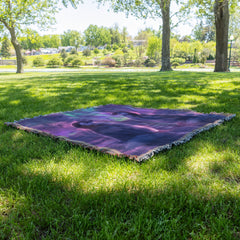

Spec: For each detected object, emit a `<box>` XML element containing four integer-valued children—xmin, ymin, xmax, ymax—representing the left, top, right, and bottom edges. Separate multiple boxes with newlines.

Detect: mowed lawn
<box><xmin>0</xmin><ymin>71</ymin><xmax>239</xmax><ymax>239</ymax></box>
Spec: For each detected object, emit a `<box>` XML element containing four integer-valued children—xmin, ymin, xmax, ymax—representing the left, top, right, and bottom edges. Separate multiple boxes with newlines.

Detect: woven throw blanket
<box><xmin>5</xmin><ymin>104</ymin><xmax>235</xmax><ymax>162</ymax></box>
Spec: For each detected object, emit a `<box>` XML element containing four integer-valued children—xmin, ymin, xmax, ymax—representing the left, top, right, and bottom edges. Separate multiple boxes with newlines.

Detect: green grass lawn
<box><xmin>0</xmin><ymin>71</ymin><xmax>239</xmax><ymax>239</ymax></box>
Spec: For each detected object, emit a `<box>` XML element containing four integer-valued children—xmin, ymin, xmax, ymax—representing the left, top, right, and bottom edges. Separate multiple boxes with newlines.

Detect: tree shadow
<box><xmin>1</xmin><ymin>154</ymin><xmax>240</xmax><ymax>239</ymax></box>
<box><xmin>0</xmin><ymin>71</ymin><xmax>240</xmax><ymax>239</ymax></box>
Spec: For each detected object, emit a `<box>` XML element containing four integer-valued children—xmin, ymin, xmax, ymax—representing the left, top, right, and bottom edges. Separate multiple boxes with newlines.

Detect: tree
<box><xmin>214</xmin><ymin>0</ymin><xmax>229</xmax><ymax>71</ymax></box>
<box><xmin>229</xmin><ymin>5</ymin><xmax>240</xmax><ymax>40</ymax></box>
<box><xmin>188</xmin><ymin>0</ymin><xmax>239</xmax><ymax>72</ymax></box>
<box><xmin>134</xmin><ymin>28</ymin><xmax>154</xmax><ymax>44</ymax></box>
<box><xmin>121</xmin><ymin>27</ymin><xmax>129</xmax><ymax>44</ymax></box>
<box><xmin>0</xmin><ymin>0</ymin><xmax>60</xmax><ymax>73</ymax></box>
<box><xmin>146</xmin><ymin>36</ymin><xmax>162</xmax><ymax>63</ymax></box>
<box><xmin>1</xmin><ymin>36</ymin><xmax>11</xmax><ymax>59</ymax></box>
<box><xmin>84</xmin><ymin>25</ymin><xmax>111</xmax><ymax>47</ymax></box>
<box><xmin>61</xmin><ymin>30</ymin><xmax>83</xmax><ymax>49</ymax></box>
<box><xmin>193</xmin><ymin>21</ymin><xmax>215</xmax><ymax>42</ymax></box>
<box><xmin>96</xmin><ymin>0</ymin><xmax>177</xmax><ymax>71</ymax></box>
<box><xmin>40</xmin><ymin>34</ymin><xmax>61</xmax><ymax>48</ymax></box>
<box><xmin>109</xmin><ymin>24</ymin><xmax>121</xmax><ymax>45</ymax></box>
<box><xmin>20</xmin><ymin>29</ymin><xmax>42</xmax><ymax>51</ymax></box>
<box><xmin>0</xmin><ymin>0</ymin><xmax>82</xmax><ymax>73</ymax></box>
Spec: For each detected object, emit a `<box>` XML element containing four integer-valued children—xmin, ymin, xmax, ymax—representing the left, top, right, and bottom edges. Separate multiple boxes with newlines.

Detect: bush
<box><xmin>122</xmin><ymin>47</ymin><xmax>128</xmax><ymax>53</ymax></box>
<box><xmin>200</xmin><ymin>56</ymin><xmax>207</xmax><ymax>64</ymax></box>
<box><xmin>144</xmin><ymin>58</ymin><xmax>156</xmax><ymax>67</ymax></box>
<box><xmin>70</xmin><ymin>48</ymin><xmax>78</xmax><ymax>55</ymax></box>
<box><xmin>94</xmin><ymin>48</ymin><xmax>99</xmax><ymax>54</ymax></box>
<box><xmin>123</xmin><ymin>53</ymin><xmax>130</xmax><ymax>67</ymax></box>
<box><xmin>106</xmin><ymin>45</ymin><xmax>112</xmax><ymax>51</ymax></box>
<box><xmin>114</xmin><ymin>49</ymin><xmax>124</xmax><ymax>56</ymax></box>
<box><xmin>112</xmin><ymin>55</ymin><xmax>123</xmax><ymax>67</ymax></box>
<box><xmin>64</xmin><ymin>56</ymin><xmax>75</xmax><ymax>66</ymax></box>
<box><xmin>102</xmin><ymin>57</ymin><xmax>116</xmax><ymax>67</ymax></box>
<box><xmin>170</xmin><ymin>58</ymin><xmax>185</xmax><ymax>65</ymax></box>
<box><xmin>47</xmin><ymin>57</ymin><xmax>63</xmax><ymax>68</ymax></box>
<box><xmin>94</xmin><ymin>58</ymin><xmax>101</xmax><ymax>66</ymax></box>
<box><xmin>171</xmin><ymin>62</ymin><xmax>180</xmax><ymax>68</ymax></box>
<box><xmin>64</xmin><ymin>56</ymin><xmax>83</xmax><ymax>67</ymax></box>
<box><xmin>82</xmin><ymin>49</ymin><xmax>91</xmax><ymax>57</ymax></box>
<box><xmin>103</xmin><ymin>49</ymin><xmax>108</xmax><ymax>55</ymax></box>
<box><xmin>22</xmin><ymin>56</ymin><xmax>28</xmax><ymax>65</ymax></box>
<box><xmin>133</xmin><ymin>58</ymin><xmax>143</xmax><ymax>67</ymax></box>
<box><xmin>33</xmin><ymin>56</ymin><xmax>45</xmax><ymax>67</ymax></box>
<box><xmin>71</xmin><ymin>57</ymin><xmax>83</xmax><ymax>67</ymax></box>
<box><xmin>112</xmin><ymin>44</ymin><xmax>119</xmax><ymax>51</ymax></box>
<box><xmin>60</xmin><ymin>49</ymin><xmax>68</xmax><ymax>60</ymax></box>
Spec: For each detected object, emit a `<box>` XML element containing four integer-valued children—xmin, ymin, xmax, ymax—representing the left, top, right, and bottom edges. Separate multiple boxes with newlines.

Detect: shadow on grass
<box><xmin>1</xmin><ymin>148</ymin><xmax>240</xmax><ymax>239</ymax></box>
<box><xmin>0</xmin><ymin>71</ymin><xmax>240</xmax><ymax>239</ymax></box>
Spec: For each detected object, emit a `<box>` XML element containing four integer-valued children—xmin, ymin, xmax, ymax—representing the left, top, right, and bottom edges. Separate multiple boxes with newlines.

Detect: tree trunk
<box><xmin>160</xmin><ymin>0</ymin><xmax>172</xmax><ymax>71</ymax></box>
<box><xmin>9</xmin><ymin>27</ymin><xmax>24</xmax><ymax>73</ymax></box>
<box><xmin>214</xmin><ymin>0</ymin><xmax>229</xmax><ymax>72</ymax></box>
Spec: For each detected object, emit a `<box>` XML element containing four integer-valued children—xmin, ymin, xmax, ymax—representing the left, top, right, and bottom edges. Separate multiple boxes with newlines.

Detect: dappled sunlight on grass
<box><xmin>0</xmin><ymin>71</ymin><xmax>239</xmax><ymax>239</ymax></box>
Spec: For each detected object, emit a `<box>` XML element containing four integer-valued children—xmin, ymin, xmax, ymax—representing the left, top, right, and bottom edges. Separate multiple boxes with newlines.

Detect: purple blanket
<box><xmin>5</xmin><ymin>104</ymin><xmax>235</xmax><ymax>162</ymax></box>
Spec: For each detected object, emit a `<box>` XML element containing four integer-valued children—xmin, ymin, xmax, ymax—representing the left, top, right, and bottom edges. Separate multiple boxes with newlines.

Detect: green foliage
<box><xmin>112</xmin><ymin>55</ymin><xmax>123</xmax><ymax>67</ymax></box>
<box><xmin>109</xmin><ymin>24</ymin><xmax>121</xmax><ymax>45</ymax></box>
<box><xmin>123</xmin><ymin>53</ymin><xmax>131</xmax><ymax>66</ymax></box>
<box><xmin>171</xmin><ymin>62</ymin><xmax>180</xmax><ymax>68</ymax></box>
<box><xmin>112</xmin><ymin>44</ymin><xmax>119</xmax><ymax>51</ymax></box>
<box><xmin>19</xmin><ymin>29</ymin><xmax>42</xmax><ymax>51</ymax></box>
<box><xmin>133</xmin><ymin>58</ymin><xmax>144</xmax><ymax>67</ymax></box>
<box><xmin>40</xmin><ymin>34</ymin><xmax>61</xmax><ymax>48</ymax></box>
<box><xmin>229</xmin><ymin>5</ymin><xmax>240</xmax><ymax>41</ymax></box>
<box><xmin>144</xmin><ymin>58</ymin><xmax>156</xmax><ymax>67</ymax></box>
<box><xmin>64</xmin><ymin>55</ymin><xmax>83</xmax><ymax>67</ymax></box>
<box><xmin>64</xmin><ymin>55</ymin><xmax>76</xmax><ymax>66</ymax></box>
<box><xmin>60</xmin><ymin>49</ymin><xmax>68</xmax><ymax>60</ymax></box>
<box><xmin>121</xmin><ymin>27</ymin><xmax>128</xmax><ymax>44</ymax></box>
<box><xmin>47</xmin><ymin>57</ymin><xmax>63</xmax><ymax>68</ymax></box>
<box><xmin>84</xmin><ymin>25</ymin><xmax>111</xmax><ymax>47</ymax></box>
<box><xmin>193</xmin><ymin>21</ymin><xmax>215</xmax><ymax>42</ymax></box>
<box><xmin>122</xmin><ymin>47</ymin><xmax>128</xmax><ymax>53</ymax></box>
<box><xmin>103</xmin><ymin>49</ymin><xmax>108</xmax><ymax>55</ymax></box>
<box><xmin>0</xmin><ymin>0</ymin><xmax>59</xmax><ymax>32</ymax></box>
<box><xmin>33</xmin><ymin>56</ymin><xmax>45</xmax><ymax>67</ymax></box>
<box><xmin>71</xmin><ymin>57</ymin><xmax>83</xmax><ymax>67</ymax></box>
<box><xmin>170</xmin><ymin>58</ymin><xmax>186</xmax><ymax>65</ymax></box>
<box><xmin>70</xmin><ymin>48</ymin><xmax>78</xmax><ymax>55</ymax></box>
<box><xmin>94</xmin><ymin>58</ymin><xmax>101</xmax><ymax>66</ymax></box>
<box><xmin>0</xmin><ymin>0</ymin><xmax>76</xmax><ymax>73</ymax></box>
<box><xmin>102</xmin><ymin>57</ymin><xmax>116</xmax><ymax>67</ymax></box>
<box><xmin>146</xmin><ymin>36</ymin><xmax>161</xmax><ymax>63</ymax></box>
<box><xmin>93</xmin><ymin>48</ymin><xmax>100</xmax><ymax>54</ymax></box>
<box><xmin>135</xmin><ymin>28</ymin><xmax>154</xmax><ymax>42</ymax></box>
<box><xmin>106</xmin><ymin>44</ymin><xmax>112</xmax><ymax>51</ymax></box>
<box><xmin>82</xmin><ymin>49</ymin><xmax>91</xmax><ymax>57</ymax></box>
<box><xmin>114</xmin><ymin>49</ymin><xmax>124</xmax><ymax>55</ymax></box>
<box><xmin>22</xmin><ymin>56</ymin><xmax>28</xmax><ymax>65</ymax></box>
<box><xmin>192</xmin><ymin>48</ymin><xmax>198</xmax><ymax>63</ymax></box>
<box><xmin>61</xmin><ymin>30</ymin><xmax>83</xmax><ymax>49</ymax></box>
<box><xmin>0</xmin><ymin>37</ymin><xmax>11</xmax><ymax>59</ymax></box>
<box><xmin>171</xmin><ymin>39</ymin><xmax>216</xmax><ymax>62</ymax></box>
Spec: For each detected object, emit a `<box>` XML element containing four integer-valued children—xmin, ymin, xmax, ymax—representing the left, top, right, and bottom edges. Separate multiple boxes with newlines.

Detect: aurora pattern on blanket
<box><xmin>6</xmin><ymin>104</ymin><xmax>235</xmax><ymax>161</ymax></box>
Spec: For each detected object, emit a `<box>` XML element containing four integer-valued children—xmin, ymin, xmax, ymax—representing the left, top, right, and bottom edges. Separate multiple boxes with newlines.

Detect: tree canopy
<box><xmin>61</xmin><ymin>30</ymin><xmax>83</xmax><ymax>49</ymax></box>
<box><xmin>0</xmin><ymin>0</ymin><xmax>82</xmax><ymax>73</ymax></box>
<box><xmin>84</xmin><ymin>25</ymin><xmax>111</xmax><ymax>47</ymax></box>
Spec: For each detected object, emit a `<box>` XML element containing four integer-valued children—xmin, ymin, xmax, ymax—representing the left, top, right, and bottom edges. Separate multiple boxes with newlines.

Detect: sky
<box><xmin>40</xmin><ymin>1</ymin><xmax>195</xmax><ymax>37</ymax></box>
